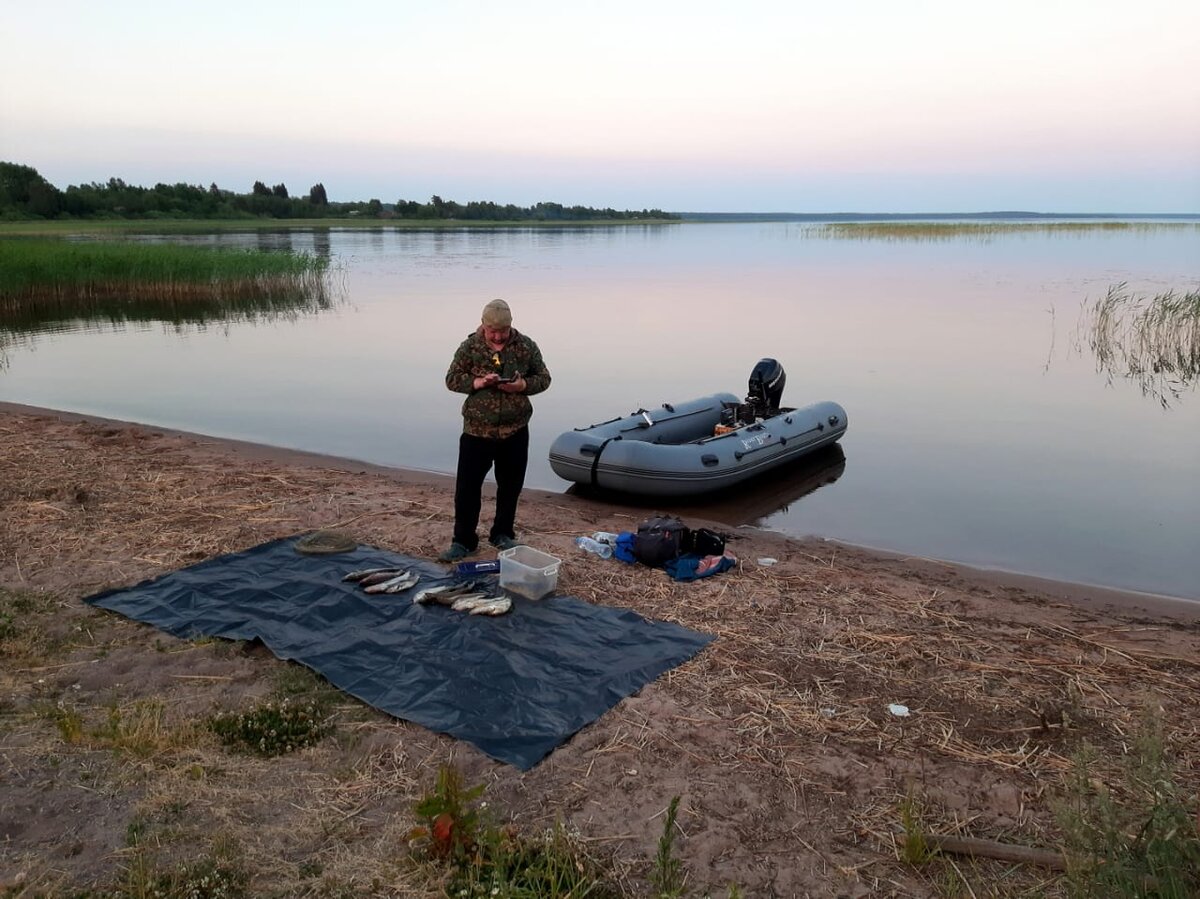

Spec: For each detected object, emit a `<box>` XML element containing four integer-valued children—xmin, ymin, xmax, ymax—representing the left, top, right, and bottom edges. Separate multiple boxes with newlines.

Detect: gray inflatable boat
<box><xmin>548</xmin><ymin>359</ymin><xmax>848</xmax><ymax>497</ymax></box>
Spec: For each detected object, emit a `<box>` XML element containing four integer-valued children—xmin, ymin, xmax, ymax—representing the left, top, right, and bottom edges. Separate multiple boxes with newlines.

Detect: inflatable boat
<box><xmin>548</xmin><ymin>359</ymin><xmax>848</xmax><ymax>497</ymax></box>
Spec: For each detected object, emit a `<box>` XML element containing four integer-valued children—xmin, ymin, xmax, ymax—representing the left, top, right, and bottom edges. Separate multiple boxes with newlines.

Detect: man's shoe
<box><xmin>490</xmin><ymin>535</ymin><xmax>520</xmax><ymax>551</ymax></box>
<box><xmin>438</xmin><ymin>542</ymin><xmax>473</xmax><ymax>563</ymax></box>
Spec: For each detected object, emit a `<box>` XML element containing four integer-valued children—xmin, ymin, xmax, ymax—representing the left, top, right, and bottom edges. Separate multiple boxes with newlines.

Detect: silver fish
<box><xmin>468</xmin><ymin>597</ymin><xmax>512</xmax><ymax>616</ymax></box>
<box><xmin>377</xmin><ymin>573</ymin><xmax>421</xmax><ymax>594</ymax></box>
<box><xmin>414</xmin><ymin>580</ymin><xmax>486</xmax><ymax>604</ymax></box>
<box><xmin>343</xmin><ymin>566</ymin><xmax>403</xmax><ymax>582</ymax></box>
<box><xmin>413</xmin><ymin>584</ymin><xmax>459</xmax><ymax>604</ymax></box>
<box><xmin>449</xmin><ymin>593</ymin><xmax>495</xmax><ymax>612</ymax></box>
<box><xmin>356</xmin><ymin>569</ymin><xmax>409</xmax><ymax>586</ymax></box>
<box><xmin>364</xmin><ymin>572</ymin><xmax>420</xmax><ymax>594</ymax></box>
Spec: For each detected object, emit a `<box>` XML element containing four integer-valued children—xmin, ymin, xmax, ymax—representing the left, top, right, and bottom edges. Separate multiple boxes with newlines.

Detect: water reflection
<box><xmin>312</xmin><ymin>228</ymin><xmax>332</xmax><ymax>260</ymax></box>
<box><xmin>1</xmin><ymin>284</ymin><xmax>337</xmax><ymax>341</ymax></box>
<box><xmin>256</xmin><ymin>230</ymin><xmax>295</xmax><ymax>253</ymax></box>
<box><xmin>566</xmin><ymin>443</ymin><xmax>847</xmax><ymax>529</ymax></box>
<box><xmin>0</xmin><ymin>278</ymin><xmax>340</xmax><ymax>367</ymax></box>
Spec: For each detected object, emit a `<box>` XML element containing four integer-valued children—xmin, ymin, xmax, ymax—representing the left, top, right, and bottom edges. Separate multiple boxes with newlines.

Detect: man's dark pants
<box><xmin>452</xmin><ymin>426</ymin><xmax>529</xmax><ymax>550</ymax></box>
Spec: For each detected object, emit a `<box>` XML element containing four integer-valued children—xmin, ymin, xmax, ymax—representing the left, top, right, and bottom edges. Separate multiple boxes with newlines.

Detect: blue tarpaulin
<box><xmin>84</xmin><ymin>536</ymin><xmax>713</xmax><ymax>769</ymax></box>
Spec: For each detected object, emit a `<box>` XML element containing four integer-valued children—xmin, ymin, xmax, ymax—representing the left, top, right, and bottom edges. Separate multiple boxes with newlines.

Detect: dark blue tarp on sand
<box><xmin>85</xmin><ymin>536</ymin><xmax>713</xmax><ymax>769</ymax></box>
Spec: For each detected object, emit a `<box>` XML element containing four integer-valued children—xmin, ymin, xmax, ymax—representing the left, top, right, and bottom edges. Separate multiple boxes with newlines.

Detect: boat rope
<box><xmin>617</xmin><ymin>405</ymin><xmax>717</xmax><ymax>434</ymax></box>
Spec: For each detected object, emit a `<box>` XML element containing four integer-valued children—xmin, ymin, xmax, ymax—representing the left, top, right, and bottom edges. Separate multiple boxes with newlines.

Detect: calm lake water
<box><xmin>2</xmin><ymin>222</ymin><xmax>1198</xmax><ymax>600</ymax></box>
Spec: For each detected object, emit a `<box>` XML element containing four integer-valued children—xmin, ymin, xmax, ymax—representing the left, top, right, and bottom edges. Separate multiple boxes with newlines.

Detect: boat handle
<box><xmin>701</xmin><ymin>454</ymin><xmax>719</xmax><ymax>467</ymax></box>
<box><xmin>580</xmin><ymin>444</ymin><xmax>600</xmax><ymax>457</ymax></box>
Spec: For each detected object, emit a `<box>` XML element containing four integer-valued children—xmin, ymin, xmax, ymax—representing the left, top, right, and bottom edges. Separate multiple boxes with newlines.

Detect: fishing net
<box><xmin>293</xmin><ymin>529</ymin><xmax>358</xmax><ymax>554</ymax></box>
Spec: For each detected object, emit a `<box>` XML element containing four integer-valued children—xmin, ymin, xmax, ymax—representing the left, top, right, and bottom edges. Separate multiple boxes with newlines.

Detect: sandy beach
<box><xmin>2</xmin><ymin>401</ymin><xmax>1198</xmax><ymax>897</ymax></box>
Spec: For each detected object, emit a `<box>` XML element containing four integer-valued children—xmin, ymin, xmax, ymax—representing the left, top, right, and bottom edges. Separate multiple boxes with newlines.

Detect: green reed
<box><xmin>0</xmin><ymin>238</ymin><xmax>333</xmax><ymax>334</ymax></box>
<box><xmin>1083</xmin><ymin>283</ymin><xmax>1200</xmax><ymax>407</ymax></box>
<box><xmin>811</xmin><ymin>221</ymin><xmax>1198</xmax><ymax>242</ymax></box>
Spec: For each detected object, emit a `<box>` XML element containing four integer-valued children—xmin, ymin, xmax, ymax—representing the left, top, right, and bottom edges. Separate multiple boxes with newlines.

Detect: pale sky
<box><xmin>3</xmin><ymin>0</ymin><xmax>1198</xmax><ymax>212</ymax></box>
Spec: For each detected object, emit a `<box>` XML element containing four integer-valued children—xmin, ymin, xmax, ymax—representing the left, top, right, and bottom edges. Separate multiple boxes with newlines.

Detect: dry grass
<box><xmin>2</xmin><ymin>409</ymin><xmax>1199</xmax><ymax>897</ymax></box>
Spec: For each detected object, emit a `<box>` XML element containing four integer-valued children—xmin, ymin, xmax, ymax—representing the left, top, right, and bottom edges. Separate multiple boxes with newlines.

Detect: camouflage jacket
<box><xmin>445</xmin><ymin>327</ymin><xmax>551</xmax><ymax>439</ymax></box>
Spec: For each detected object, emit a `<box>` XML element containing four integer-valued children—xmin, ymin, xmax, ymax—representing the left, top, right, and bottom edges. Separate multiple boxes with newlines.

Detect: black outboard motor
<box><xmin>746</xmin><ymin>357</ymin><xmax>786</xmax><ymax>417</ymax></box>
<box><xmin>720</xmin><ymin>358</ymin><xmax>788</xmax><ymax>428</ymax></box>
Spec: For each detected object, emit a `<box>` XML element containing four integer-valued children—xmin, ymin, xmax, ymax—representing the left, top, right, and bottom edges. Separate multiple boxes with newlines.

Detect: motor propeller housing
<box><xmin>747</xmin><ymin>357</ymin><xmax>786</xmax><ymax>415</ymax></box>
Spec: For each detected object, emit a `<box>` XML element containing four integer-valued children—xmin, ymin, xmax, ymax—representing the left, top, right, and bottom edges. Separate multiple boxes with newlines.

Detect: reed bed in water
<box><xmin>1084</xmin><ymin>283</ymin><xmax>1200</xmax><ymax>406</ymax></box>
<box><xmin>0</xmin><ymin>238</ymin><xmax>334</xmax><ymax>334</ymax></box>
<box><xmin>811</xmin><ymin>221</ymin><xmax>1199</xmax><ymax>242</ymax></box>
<box><xmin>0</xmin><ymin>238</ymin><xmax>329</xmax><ymax>303</ymax></box>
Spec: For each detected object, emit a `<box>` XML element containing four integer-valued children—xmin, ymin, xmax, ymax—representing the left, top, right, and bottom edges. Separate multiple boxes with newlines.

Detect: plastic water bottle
<box><xmin>575</xmin><ymin>536</ymin><xmax>613</xmax><ymax>559</ymax></box>
<box><xmin>592</xmin><ymin>532</ymin><xmax>619</xmax><ymax>546</ymax></box>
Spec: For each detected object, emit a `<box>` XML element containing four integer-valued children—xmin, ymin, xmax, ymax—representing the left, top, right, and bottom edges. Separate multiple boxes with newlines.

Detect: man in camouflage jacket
<box><xmin>439</xmin><ymin>299</ymin><xmax>551</xmax><ymax>561</ymax></box>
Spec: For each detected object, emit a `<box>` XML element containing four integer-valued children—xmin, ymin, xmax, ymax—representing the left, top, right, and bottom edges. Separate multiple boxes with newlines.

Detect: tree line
<box><xmin>0</xmin><ymin>162</ymin><xmax>677</xmax><ymax>222</ymax></box>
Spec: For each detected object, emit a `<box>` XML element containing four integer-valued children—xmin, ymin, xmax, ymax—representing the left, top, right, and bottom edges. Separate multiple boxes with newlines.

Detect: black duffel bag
<box><xmin>633</xmin><ymin>515</ymin><xmax>692</xmax><ymax>567</ymax></box>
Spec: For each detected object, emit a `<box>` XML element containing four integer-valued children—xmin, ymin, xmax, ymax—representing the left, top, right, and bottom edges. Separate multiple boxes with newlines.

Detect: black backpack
<box><xmin>691</xmin><ymin>527</ymin><xmax>728</xmax><ymax>557</ymax></box>
<box><xmin>633</xmin><ymin>515</ymin><xmax>692</xmax><ymax>567</ymax></box>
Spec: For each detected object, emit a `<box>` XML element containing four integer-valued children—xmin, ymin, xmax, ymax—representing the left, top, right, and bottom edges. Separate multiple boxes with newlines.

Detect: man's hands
<box><xmin>473</xmin><ymin>373</ymin><xmax>525</xmax><ymax>392</ymax></box>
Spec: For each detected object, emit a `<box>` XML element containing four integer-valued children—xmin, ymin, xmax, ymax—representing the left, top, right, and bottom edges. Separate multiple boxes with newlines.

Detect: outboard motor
<box><xmin>719</xmin><ymin>358</ymin><xmax>788</xmax><ymax>429</ymax></box>
<box><xmin>746</xmin><ymin>357</ymin><xmax>786</xmax><ymax>417</ymax></box>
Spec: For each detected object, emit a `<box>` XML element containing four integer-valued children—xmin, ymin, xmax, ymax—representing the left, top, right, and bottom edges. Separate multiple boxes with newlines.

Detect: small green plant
<box><xmin>45</xmin><ymin>701</ymin><xmax>85</xmax><ymax>744</ymax></box>
<box><xmin>411</xmin><ymin>765</ymin><xmax>488</xmax><ymax>863</ymax></box>
<box><xmin>113</xmin><ymin>853</ymin><xmax>248</xmax><ymax>898</ymax></box>
<box><xmin>898</xmin><ymin>788</ymin><xmax>932</xmax><ymax>865</ymax></box>
<box><xmin>114</xmin><ymin>816</ymin><xmax>248</xmax><ymax>898</ymax></box>
<box><xmin>0</xmin><ymin>588</ymin><xmax>51</xmax><ymax>662</ymax></box>
<box><xmin>272</xmin><ymin>661</ymin><xmax>344</xmax><ymax>709</ymax></box>
<box><xmin>448</xmin><ymin>821</ymin><xmax>617</xmax><ymax>898</ymax></box>
<box><xmin>1056</xmin><ymin>707</ymin><xmax>1200</xmax><ymax>897</ymax></box>
<box><xmin>208</xmin><ymin>697</ymin><xmax>331</xmax><ymax>756</ymax></box>
<box><xmin>411</xmin><ymin>765</ymin><xmax>619</xmax><ymax>897</ymax></box>
<box><xmin>651</xmin><ymin>796</ymin><xmax>685</xmax><ymax>898</ymax></box>
<box><xmin>0</xmin><ymin>609</ymin><xmax>17</xmax><ymax>641</ymax></box>
<box><xmin>96</xmin><ymin>699</ymin><xmax>180</xmax><ymax>757</ymax></box>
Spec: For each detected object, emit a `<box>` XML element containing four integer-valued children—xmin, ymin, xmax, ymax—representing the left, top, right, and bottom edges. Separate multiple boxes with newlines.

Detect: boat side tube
<box><xmin>548</xmin><ymin>393</ymin><xmax>738</xmax><ymax>488</ymax></box>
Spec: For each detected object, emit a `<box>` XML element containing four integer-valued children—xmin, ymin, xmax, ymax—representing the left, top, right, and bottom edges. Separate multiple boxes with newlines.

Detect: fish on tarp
<box><xmin>363</xmin><ymin>572</ymin><xmax>420</xmax><ymax>594</ymax></box>
<box><xmin>359</xmin><ymin>569</ymin><xmax>412</xmax><ymax>587</ymax></box>
<box><xmin>451</xmin><ymin>594</ymin><xmax>511</xmax><ymax>615</ymax></box>
<box><xmin>413</xmin><ymin>580</ymin><xmax>487</xmax><ymax>605</ymax></box>
<box><xmin>343</xmin><ymin>566</ymin><xmax>405</xmax><ymax>582</ymax></box>
<box><xmin>444</xmin><ymin>592</ymin><xmax>491</xmax><ymax>610</ymax></box>
<box><xmin>468</xmin><ymin>597</ymin><xmax>512</xmax><ymax>616</ymax></box>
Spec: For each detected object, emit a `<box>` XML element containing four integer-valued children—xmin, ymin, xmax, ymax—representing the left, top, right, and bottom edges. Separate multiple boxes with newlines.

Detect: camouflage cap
<box><xmin>481</xmin><ymin>299</ymin><xmax>512</xmax><ymax>328</ymax></box>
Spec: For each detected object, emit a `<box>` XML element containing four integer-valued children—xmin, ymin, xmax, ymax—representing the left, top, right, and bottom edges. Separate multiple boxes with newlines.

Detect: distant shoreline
<box><xmin>1</xmin><ymin>212</ymin><xmax>1196</xmax><ymax>235</ymax></box>
<box><xmin>676</xmin><ymin>211</ymin><xmax>1200</xmax><ymax>222</ymax></box>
